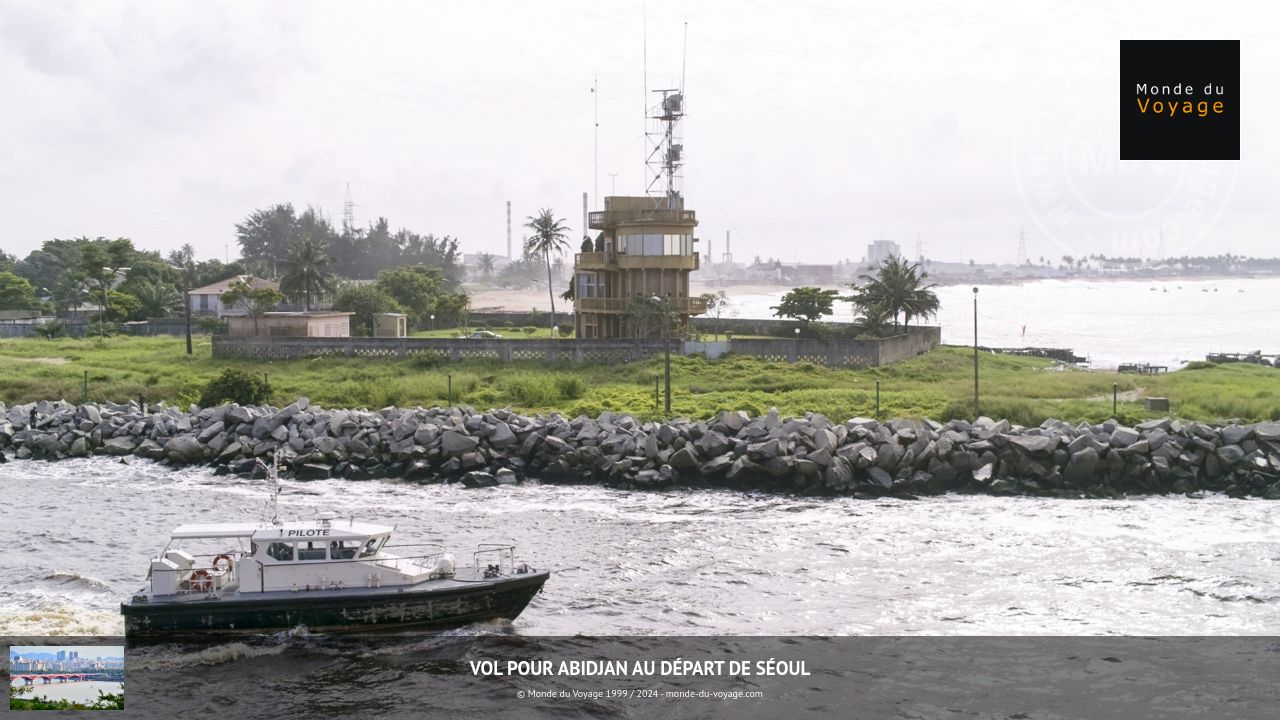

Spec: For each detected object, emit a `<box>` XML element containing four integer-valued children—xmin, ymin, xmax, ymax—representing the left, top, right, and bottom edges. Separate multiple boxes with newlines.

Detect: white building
<box><xmin>188</xmin><ymin>275</ymin><xmax>277</xmax><ymax>317</ymax></box>
<box><xmin>865</xmin><ymin>239</ymin><xmax>901</xmax><ymax>268</ymax></box>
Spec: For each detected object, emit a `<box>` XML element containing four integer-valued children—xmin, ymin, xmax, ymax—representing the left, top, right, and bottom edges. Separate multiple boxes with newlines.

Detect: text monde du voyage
<box><xmin>1135</xmin><ymin>82</ymin><xmax>1227</xmax><ymax>118</ymax></box>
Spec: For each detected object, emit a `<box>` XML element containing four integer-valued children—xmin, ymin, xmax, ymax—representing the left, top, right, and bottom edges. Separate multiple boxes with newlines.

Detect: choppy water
<box><xmin>728</xmin><ymin>276</ymin><xmax>1280</xmax><ymax>368</ymax></box>
<box><xmin>3</xmin><ymin>458</ymin><xmax>1280</xmax><ymax>637</ymax></box>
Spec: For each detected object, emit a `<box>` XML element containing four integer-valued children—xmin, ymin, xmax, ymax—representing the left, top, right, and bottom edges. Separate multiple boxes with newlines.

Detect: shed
<box><xmin>374</xmin><ymin>313</ymin><xmax>408</xmax><ymax>338</ymax></box>
<box><xmin>227</xmin><ymin>312</ymin><xmax>353</xmax><ymax>338</ymax></box>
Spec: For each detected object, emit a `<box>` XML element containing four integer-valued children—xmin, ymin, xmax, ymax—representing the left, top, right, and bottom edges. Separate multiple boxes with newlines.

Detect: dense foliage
<box><xmin>235</xmin><ymin>204</ymin><xmax>463</xmax><ymax>283</ymax></box>
<box><xmin>200</xmin><ymin>368</ymin><xmax>273</xmax><ymax>407</ymax></box>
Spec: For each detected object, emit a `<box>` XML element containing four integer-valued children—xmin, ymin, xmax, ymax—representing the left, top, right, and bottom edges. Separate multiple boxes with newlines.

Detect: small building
<box><xmin>374</xmin><ymin>312</ymin><xmax>408</xmax><ymax>338</ymax></box>
<box><xmin>227</xmin><ymin>311</ymin><xmax>353</xmax><ymax>338</ymax></box>
<box><xmin>189</xmin><ymin>275</ymin><xmax>278</xmax><ymax>317</ymax></box>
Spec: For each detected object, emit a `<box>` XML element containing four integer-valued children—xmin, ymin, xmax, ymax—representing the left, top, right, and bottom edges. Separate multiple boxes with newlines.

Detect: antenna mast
<box><xmin>592</xmin><ymin>75</ymin><xmax>599</xmax><ymax>210</ymax></box>
<box><xmin>1017</xmin><ymin>225</ymin><xmax>1029</xmax><ymax>266</ymax></box>
<box><xmin>342</xmin><ymin>183</ymin><xmax>356</xmax><ymax>234</ymax></box>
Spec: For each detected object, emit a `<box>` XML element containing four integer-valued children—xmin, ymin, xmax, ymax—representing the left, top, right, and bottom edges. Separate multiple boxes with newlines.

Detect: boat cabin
<box><xmin>147</xmin><ymin>511</ymin><xmax>445</xmax><ymax>597</ymax></box>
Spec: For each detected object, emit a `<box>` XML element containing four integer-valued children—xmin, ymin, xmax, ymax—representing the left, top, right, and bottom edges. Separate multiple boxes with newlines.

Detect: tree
<box><xmin>0</xmin><ymin>271</ymin><xmax>38</xmax><ymax>310</ymax></box>
<box><xmin>221</xmin><ymin>279</ymin><xmax>284</xmax><ymax>334</ymax></box>
<box><xmin>477</xmin><ymin>252</ymin><xmax>496</xmax><ymax>278</ymax></box>
<box><xmin>845</xmin><ymin>256</ymin><xmax>939</xmax><ymax>332</ymax></box>
<box><xmin>279</xmin><ymin>236</ymin><xmax>335</xmax><ymax>310</ymax></box>
<box><xmin>700</xmin><ymin>290</ymin><xmax>733</xmax><ymax>340</ymax></box>
<box><xmin>375</xmin><ymin>265</ymin><xmax>467</xmax><ymax>329</ymax></box>
<box><xmin>623</xmin><ymin>295</ymin><xmax>678</xmax><ymax>339</ymax></box>
<box><xmin>131</xmin><ymin>279</ymin><xmax>183</xmax><ymax>318</ymax></box>
<box><xmin>771</xmin><ymin>287</ymin><xmax>838</xmax><ymax>325</ymax></box>
<box><xmin>523</xmin><ymin>208</ymin><xmax>571</xmax><ymax>332</ymax></box>
<box><xmin>235</xmin><ymin>204</ymin><xmax>297</xmax><ymax>277</ymax></box>
<box><xmin>167</xmin><ymin>243</ymin><xmax>196</xmax><ymax>268</ymax></box>
<box><xmin>333</xmin><ymin>283</ymin><xmax>403</xmax><ymax>336</ymax></box>
<box><xmin>104</xmin><ymin>290</ymin><xmax>142</xmax><ymax>322</ymax></box>
<box><xmin>78</xmin><ymin>238</ymin><xmax>135</xmax><ymax>336</ymax></box>
<box><xmin>0</xmin><ymin>249</ymin><xmax>15</xmax><ymax>273</ymax></box>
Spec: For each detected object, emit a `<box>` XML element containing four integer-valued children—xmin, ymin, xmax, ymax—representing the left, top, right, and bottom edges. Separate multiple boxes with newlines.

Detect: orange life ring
<box><xmin>213</xmin><ymin>554</ymin><xmax>234</xmax><ymax>572</ymax></box>
<box><xmin>190</xmin><ymin>568</ymin><xmax>213</xmax><ymax>593</ymax></box>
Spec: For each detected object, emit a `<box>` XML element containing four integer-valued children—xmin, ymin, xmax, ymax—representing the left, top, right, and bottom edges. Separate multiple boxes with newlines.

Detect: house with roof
<box><xmin>188</xmin><ymin>275</ymin><xmax>278</xmax><ymax>317</ymax></box>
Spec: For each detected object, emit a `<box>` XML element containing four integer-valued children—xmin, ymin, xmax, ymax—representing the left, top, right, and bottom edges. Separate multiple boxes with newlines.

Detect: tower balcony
<box><xmin>575</xmin><ymin>296</ymin><xmax>709</xmax><ymax>315</ymax></box>
<box><xmin>574</xmin><ymin>253</ymin><xmax>700</xmax><ymax>271</ymax></box>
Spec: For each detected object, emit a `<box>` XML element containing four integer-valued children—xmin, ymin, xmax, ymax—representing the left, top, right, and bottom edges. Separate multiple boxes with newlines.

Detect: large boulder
<box><xmin>441</xmin><ymin>430</ymin><xmax>479</xmax><ymax>457</ymax></box>
<box><xmin>1063</xmin><ymin>447</ymin><xmax>1101</xmax><ymax>485</ymax></box>
<box><xmin>163</xmin><ymin>435</ymin><xmax>206</xmax><ymax>463</ymax></box>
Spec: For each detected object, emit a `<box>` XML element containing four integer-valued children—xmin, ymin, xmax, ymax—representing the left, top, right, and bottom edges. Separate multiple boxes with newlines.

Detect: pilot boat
<box><xmin>121</xmin><ymin>460</ymin><xmax>548</xmax><ymax>638</ymax></box>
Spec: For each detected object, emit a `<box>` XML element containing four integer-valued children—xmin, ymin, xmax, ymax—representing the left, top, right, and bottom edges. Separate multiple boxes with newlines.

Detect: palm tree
<box><xmin>847</xmin><ymin>256</ymin><xmax>939</xmax><ymax>332</ymax></box>
<box><xmin>478</xmin><ymin>252</ymin><xmax>496</xmax><ymax>278</ymax></box>
<box><xmin>167</xmin><ymin>244</ymin><xmax>196</xmax><ymax>268</ymax></box>
<box><xmin>279</xmin><ymin>237</ymin><xmax>335</xmax><ymax>310</ymax></box>
<box><xmin>132</xmin><ymin>280</ymin><xmax>182</xmax><ymax>318</ymax></box>
<box><xmin>523</xmin><ymin>208</ymin><xmax>571</xmax><ymax>331</ymax></box>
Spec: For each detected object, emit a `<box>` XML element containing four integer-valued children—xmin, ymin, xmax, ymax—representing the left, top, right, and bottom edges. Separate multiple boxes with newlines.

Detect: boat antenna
<box><xmin>270</xmin><ymin>449</ymin><xmax>283</xmax><ymax>526</ymax></box>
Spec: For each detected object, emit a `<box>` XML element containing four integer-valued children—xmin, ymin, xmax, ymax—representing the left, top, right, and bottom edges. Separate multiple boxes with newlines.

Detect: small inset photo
<box><xmin>9</xmin><ymin>646</ymin><xmax>124</xmax><ymax>711</ymax></box>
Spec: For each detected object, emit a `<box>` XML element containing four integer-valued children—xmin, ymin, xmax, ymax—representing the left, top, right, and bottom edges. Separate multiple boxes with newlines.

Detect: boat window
<box><xmin>359</xmin><ymin>537</ymin><xmax>384</xmax><ymax>558</ymax></box>
<box><xmin>266</xmin><ymin>542</ymin><xmax>294</xmax><ymax>562</ymax></box>
<box><xmin>298</xmin><ymin>541</ymin><xmax>326</xmax><ymax>562</ymax></box>
<box><xmin>330</xmin><ymin>540</ymin><xmax>361</xmax><ymax>560</ymax></box>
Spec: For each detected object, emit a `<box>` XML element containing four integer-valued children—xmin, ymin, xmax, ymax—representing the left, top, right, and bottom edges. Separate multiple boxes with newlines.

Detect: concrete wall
<box><xmin>212</xmin><ymin>327</ymin><xmax>941</xmax><ymax>367</ymax></box>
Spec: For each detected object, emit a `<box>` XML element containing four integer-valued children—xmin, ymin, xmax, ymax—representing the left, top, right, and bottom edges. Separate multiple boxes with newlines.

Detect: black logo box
<box><xmin>1120</xmin><ymin>39</ymin><xmax>1239</xmax><ymax>160</ymax></box>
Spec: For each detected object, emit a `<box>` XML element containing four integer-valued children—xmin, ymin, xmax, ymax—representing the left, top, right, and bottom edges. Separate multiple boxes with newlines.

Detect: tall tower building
<box><xmin>571</xmin><ymin>85</ymin><xmax>705</xmax><ymax>338</ymax></box>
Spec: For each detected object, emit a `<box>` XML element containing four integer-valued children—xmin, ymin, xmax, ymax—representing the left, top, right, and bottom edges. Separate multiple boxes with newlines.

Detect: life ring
<box><xmin>189</xmin><ymin>569</ymin><xmax>213</xmax><ymax>593</ymax></box>
<box><xmin>213</xmin><ymin>554</ymin><xmax>234</xmax><ymax>572</ymax></box>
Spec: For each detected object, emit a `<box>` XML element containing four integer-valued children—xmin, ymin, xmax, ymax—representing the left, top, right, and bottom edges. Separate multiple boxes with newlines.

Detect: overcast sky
<box><xmin>2</xmin><ymin>1</ymin><xmax>1276</xmax><ymax>265</ymax></box>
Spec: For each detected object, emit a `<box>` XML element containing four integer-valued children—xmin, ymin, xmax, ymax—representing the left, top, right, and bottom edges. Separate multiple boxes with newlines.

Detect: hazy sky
<box><xmin>2</xmin><ymin>1</ymin><xmax>1276</xmax><ymax>265</ymax></box>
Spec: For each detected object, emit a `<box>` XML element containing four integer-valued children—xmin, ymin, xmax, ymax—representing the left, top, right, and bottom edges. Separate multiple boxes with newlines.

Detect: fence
<box><xmin>0</xmin><ymin>320</ymin><xmax>195</xmax><ymax>338</ymax></box>
<box><xmin>213</xmin><ymin>336</ymin><xmax>674</xmax><ymax>363</ymax></box>
<box><xmin>213</xmin><ymin>326</ymin><xmax>941</xmax><ymax>367</ymax></box>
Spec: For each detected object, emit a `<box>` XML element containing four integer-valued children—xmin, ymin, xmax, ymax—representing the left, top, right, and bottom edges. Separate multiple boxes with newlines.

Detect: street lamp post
<box><xmin>794</xmin><ymin>326</ymin><xmax>800</xmax><ymax>361</ymax></box>
<box><xmin>972</xmin><ymin>286</ymin><xmax>979</xmax><ymax>419</ymax></box>
<box><xmin>430</xmin><ymin>314</ymin><xmax>435</xmax><ymax>332</ymax></box>
<box><xmin>652</xmin><ymin>295</ymin><xmax>671</xmax><ymax>415</ymax></box>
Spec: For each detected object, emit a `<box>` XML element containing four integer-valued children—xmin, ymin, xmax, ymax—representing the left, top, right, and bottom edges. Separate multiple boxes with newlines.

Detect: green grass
<box><xmin>0</xmin><ymin>336</ymin><xmax>1277</xmax><ymax>425</ymax></box>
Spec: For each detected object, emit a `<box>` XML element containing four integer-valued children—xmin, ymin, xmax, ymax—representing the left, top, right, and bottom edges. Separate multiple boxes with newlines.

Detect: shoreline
<box><xmin>4</xmin><ymin>399</ymin><xmax>1279</xmax><ymax>500</ymax></box>
<box><xmin>467</xmin><ymin>273</ymin><xmax>1280</xmax><ymax>312</ymax></box>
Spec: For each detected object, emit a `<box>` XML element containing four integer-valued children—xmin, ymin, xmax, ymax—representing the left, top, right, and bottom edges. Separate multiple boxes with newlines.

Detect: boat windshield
<box><xmin>360</xmin><ymin>536</ymin><xmax>386</xmax><ymax>558</ymax></box>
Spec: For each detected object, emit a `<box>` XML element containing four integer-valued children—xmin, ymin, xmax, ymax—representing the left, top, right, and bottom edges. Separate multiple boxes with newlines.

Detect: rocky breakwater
<box><xmin>3</xmin><ymin>399</ymin><xmax>1280</xmax><ymax>499</ymax></box>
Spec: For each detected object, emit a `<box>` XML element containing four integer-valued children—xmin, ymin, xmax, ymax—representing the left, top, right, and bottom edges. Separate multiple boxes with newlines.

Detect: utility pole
<box><xmin>184</xmin><ymin>289</ymin><xmax>193</xmax><ymax>355</ymax></box>
<box><xmin>506</xmin><ymin>201</ymin><xmax>512</xmax><ymax>260</ymax></box>
<box><xmin>653</xmin><ymin>295</ymin><xmax>672</xmax><ymax>415</ymax></box>
<box><xmin>972</xmin><ymin>287</ymin><xmax>980</xmax><ymax>418</ymax></box>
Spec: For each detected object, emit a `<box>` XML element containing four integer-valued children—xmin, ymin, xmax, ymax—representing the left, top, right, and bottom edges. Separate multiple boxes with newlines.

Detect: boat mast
<box><xmin>269</xmin><ymin>449</ymin><xmax>283</xmax><ymax>526</ymax></box>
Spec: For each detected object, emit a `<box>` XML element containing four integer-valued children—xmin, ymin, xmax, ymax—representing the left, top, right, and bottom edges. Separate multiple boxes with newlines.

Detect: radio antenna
<box><xmin>681</xmin><ymin>21</ymin><xmax>688</xmax><ymax>93</ymax></box>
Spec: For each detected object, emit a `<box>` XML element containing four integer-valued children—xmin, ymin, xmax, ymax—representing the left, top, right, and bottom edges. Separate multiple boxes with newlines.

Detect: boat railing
<box><xmin>473</xmin><ymin>544</ymin><xmax>518</xmax><ymax>577</ymax></box>
<box><xmin>259</xmin><ymin>550</ymin><xmax>453</xmax><ymax>591</ymax></box>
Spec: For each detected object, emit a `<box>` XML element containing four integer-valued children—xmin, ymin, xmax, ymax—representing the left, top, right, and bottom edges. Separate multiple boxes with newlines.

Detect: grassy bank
<box><xmin>0</xmin><ymin>336</ymin><xmax>1277</xmax><ymax>425</ymax></box>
